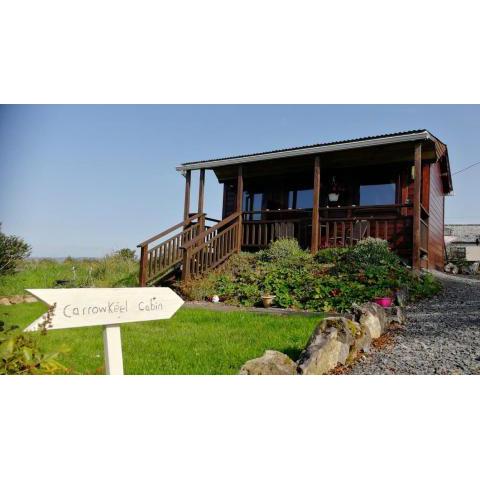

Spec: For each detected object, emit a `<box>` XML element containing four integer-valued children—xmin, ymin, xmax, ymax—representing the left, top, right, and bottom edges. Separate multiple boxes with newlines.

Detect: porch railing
<box><xmin>137</xmin><ymin>213</ymin><xmax>207</xmax><ymax>286</ymax></box>
<box><xmin>181</xmin><ymin>212</ymin><xmax>241</xmax><ymax>280</ymax></box>
<box><xmin>241</xmin><ymin>205</ymin><xmax>414</xmax><ymax>252</ymax></box>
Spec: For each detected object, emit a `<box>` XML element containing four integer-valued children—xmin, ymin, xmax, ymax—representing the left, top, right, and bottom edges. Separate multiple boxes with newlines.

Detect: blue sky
<box><xmin>1</xmin><ymin>105</ymin><xmax>479</xmax><ymax>257</ymax></box>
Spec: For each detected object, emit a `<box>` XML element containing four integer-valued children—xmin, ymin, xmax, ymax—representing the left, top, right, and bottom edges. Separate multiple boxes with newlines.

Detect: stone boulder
<box><xmin>239</xmin><ymin>350</ymin><xmax>297</xmax><ymax>375</ymax></box>
<box><xmin>347</xmin><ymin>322</ymin><xmax>372</xmax><ymax>361</ymax></box>
<box><xmin>354</xmin><ymin>302</ymin><xmax>388</xmax><ymax>339</ymax></box>
<box><xmin>444</xmin><ymin>262</ymin><xmax>459</xmax><ymax>274</ymax></box>
<box><xmin>297</xmin><ymin>317</ymin><xmax>354</xmax><ymax>375</ymax></box>
<box><xmin>0</xmin><ymin>297</ymin><xmax>11</xmax><ymax>306</ymax></box>
<box><xmin>388</xmin><ymin>306</ymin><xmax>406</xmax><ymax>324</ymax></box>
<box><xmin>8</xmin><ymin>295</ymin><xmax>25</xmax><ymax>305</ymax></box>
<box><xmin>23</xmin><ymin>295</ymin><xmax>38</xmax><ymax>303</ymax></box>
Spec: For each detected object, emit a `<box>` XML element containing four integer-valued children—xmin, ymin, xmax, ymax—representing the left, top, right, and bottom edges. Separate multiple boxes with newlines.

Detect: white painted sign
<box><xmin>24</xmin><ymin>288</ymin><xmax>184</xmax><ymax>375</ymax></box>
<box><xmin>24</xmin><ymin>288</ymin><xmax>184</xmax><ymax>331</ymax></box>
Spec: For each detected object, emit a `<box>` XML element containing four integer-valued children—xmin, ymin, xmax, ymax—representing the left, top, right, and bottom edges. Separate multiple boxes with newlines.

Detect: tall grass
<box><xmin>0</xmin><ymin>255</ymin><xmax>138</xmax><ymax>296</ymax></box>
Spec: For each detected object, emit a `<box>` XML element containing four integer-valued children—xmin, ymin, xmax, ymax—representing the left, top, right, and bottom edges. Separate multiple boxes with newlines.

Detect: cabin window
<box><xmin>288</xmin><ymin>189</ymin><xmax>313</xmax><ymax>209</ymax></box>
<box><xmin>243</xmin><ymin>191</ymin><xmax>263</xmax><ymax>219</ymax></box>
<box><xmin>359</xmin><ymin>183</ymin><xmax>396</xmax><ymax>206</ymax></box>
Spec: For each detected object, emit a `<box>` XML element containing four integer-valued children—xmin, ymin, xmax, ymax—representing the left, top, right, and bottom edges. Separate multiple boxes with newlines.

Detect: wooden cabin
<box><xmin>138</xmin><ymin>130</ymin><xmax>453</xmax><ymax>285</ymax></box>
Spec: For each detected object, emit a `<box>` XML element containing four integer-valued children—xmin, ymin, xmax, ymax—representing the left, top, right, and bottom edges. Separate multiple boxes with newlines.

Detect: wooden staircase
<box><xmin>137</xmin><ymin>212</ymin><xmax>241</xmax><ymax>286</ymax></box>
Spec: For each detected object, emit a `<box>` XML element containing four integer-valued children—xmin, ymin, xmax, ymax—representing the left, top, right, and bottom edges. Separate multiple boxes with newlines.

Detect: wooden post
<box><xmin>103</xmin><ymin>324</ymin><xmax>124</xmax><ymax>375</ymax></box>
<box><xmin>412</xmin><ymin>143</ymin><xmax>422</xmax><ymax>269</ymax></box>
<box><xmin>183</xmin><ymin>170</ymin><xmax>191</xmax><ymax>221</ymax></box>
<box><xmin>182</xmin><ymin>248</ymin><xmax>191</xmax><ymax>282</ymax></box>
<box><xmin>139</xmin><ymin>244</ymin><xmax>148</xmax><ymax>287</ymax></box>
<box><xmin>198</xmin><ymin>168</ymin><xmax>205</xmax><ymax>232</ymax></box>
<box><xmin>311</xmin><ymin>156</ymin><xmax>321</xmax><ymax>253</ymax></box>
<box><xmin>236</xmin><ymin>166</ymin><xmax>243</xmax><ymax>251</ymax></box>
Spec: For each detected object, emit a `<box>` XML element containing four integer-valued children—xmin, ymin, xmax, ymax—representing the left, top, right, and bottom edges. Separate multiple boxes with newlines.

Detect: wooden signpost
<box><xmin>24</xmin><ymin>287</ymin><xmax>184</xmax><ymax>375</ymax></box>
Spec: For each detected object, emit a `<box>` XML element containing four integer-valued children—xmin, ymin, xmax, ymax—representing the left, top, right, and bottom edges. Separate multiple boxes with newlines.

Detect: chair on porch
<box><xmin>351</xmin><ymin>220</ymin><xmax>370</xmax><ymax>243</ymax></box>
<box><xmin>321</xmin><ymin>219</ymin><xmax>370</xmax><ymax>247</ymax></box>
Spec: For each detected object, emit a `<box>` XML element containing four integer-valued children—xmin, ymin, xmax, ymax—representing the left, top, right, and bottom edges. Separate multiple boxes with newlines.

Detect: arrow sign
<box><xmin>24</xmin><ymin>288</ymin><xmax>184</xmax><ymax>374</ymax></box>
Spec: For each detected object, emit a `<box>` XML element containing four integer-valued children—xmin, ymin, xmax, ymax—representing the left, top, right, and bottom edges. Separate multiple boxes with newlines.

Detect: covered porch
<box><xmin>138</xmin><ymin>130</ymin><xmax>452</xmax><ymax>285</ymax></box>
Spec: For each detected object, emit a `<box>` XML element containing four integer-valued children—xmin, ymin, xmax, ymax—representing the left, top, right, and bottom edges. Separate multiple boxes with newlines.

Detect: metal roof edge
<box><xmin>176</xmin><ymin>130</ymin><xmax>431</xmax><ymax>172</ymax></box>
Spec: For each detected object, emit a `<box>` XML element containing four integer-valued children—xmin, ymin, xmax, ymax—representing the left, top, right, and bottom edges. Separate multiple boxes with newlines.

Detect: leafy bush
<box><xmin>314</xmin><ymin>247</ymin><xmax>348</xmax><ymax>264</ymax></box>
<box><xmin>113</xmin><ymin>248</ymin><xmax>137</xmax><ymax>261</ymax></box>
<box><xmin>0</xmin><ymin>223</ymin><xmax>31</xmax><ymax>275</ymax></box>
<box><xmin>256</xmin><ymin>238</ymin><xmax>311</xmax><ymax>266</ymax></box>
<box><xmin>341</xmin><ymin>238</ymin><xmax>401</xmax><ymax>272</ymax></box>
<box><xmin>0</xmin><ymin>314</ymin><xmax>68</xmax><ymax>375</ymax></box>
<box><xmin>180</xmin><ymin>238</ymin><xmax>442</xmax><ymax>313</ymax></box>
<box><xmin>408</xmin><ymin>271</ymin><xmax>442</xmax><ymax>299</ymax></box>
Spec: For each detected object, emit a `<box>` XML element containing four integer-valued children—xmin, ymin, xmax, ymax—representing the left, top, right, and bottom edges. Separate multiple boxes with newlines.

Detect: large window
<box><xmin>288</xmin><ymin>189</ymin><xmax>313</xmax><ymax>209</ymax></box>
<box><xmin>243</xmin><ymin>191</ymin><xmax>263</xmax><ymax>219</ymax></box>
<box><xmin>359</xmin><ymin>183</ymin><xmax>396</xmax><ymax>206</ymax></box>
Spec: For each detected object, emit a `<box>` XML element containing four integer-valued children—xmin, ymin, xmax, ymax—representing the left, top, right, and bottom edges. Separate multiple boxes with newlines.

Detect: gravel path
<box><xmin>348</xmin><ymin>272</ymin><xmax>480</xmax><ymax>375</ymax></box>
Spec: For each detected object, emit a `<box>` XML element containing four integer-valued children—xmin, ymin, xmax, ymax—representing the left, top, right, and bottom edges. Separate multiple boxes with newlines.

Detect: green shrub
<box><xmin>341</xmin><ymin>238</ymin><xmax>401</xmax><ymax>272</ymax></box>
<box><xmin>0</xmin><ymin>314</ymin><xmax>68</xmax><ymax>375</ymax></box>
<box><xmin>407</xmin><ymin>271</ymin><xmax>442</xmax><ymax>299</ymax></box>
<box><xmin>0</xmin><ymin>223</ymin><xmax>31</xmax><ymax>276</ymax></box>
<box><xmin>113</xmin><ymin>248</ymin><xmax>137</xmax><ymax>261</ymax></box>
<box><xmin>314</xmin><ymin>247</ymin><xmax>348</xmax><ymax>264</ymax></box>
<box><xmin>256</xmin><ymin>238</ymin><xmax>310</xmax><ymax>265</ymax></box>
<box><xmin>181</xmin><ymin>238</ymin><xmax>441</xmax><ymax>313</ymax></box>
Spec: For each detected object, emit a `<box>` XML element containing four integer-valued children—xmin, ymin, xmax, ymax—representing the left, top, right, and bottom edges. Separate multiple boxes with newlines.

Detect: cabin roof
<box><xmin>176</xmin><ymin>129</ymin><xmax>453</xmax><ymax>193</ymax></box>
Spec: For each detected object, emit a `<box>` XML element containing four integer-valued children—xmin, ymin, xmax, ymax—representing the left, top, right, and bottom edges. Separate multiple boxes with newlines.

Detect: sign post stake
<box><xmin>103</xmin><ymin>324</ymin><xmax>124</xmax><ymax>375</ymax></box>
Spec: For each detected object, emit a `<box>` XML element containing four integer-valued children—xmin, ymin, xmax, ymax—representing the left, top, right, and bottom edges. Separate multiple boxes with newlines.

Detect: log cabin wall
<box><xmin>428</xmin><ymin>161</ymin><xmax>446</xmax><ymax>270</ymax></box>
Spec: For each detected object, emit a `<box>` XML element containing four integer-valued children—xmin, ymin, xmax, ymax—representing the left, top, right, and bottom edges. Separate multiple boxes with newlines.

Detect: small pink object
<box><xmin>374</xmin><ymin>297</ymin><xmax>393</xmax><ymax>308</ymax></box>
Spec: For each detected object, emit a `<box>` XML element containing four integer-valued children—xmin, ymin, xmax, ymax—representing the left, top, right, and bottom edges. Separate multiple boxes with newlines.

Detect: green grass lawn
<box><xmin>1</xmin><ymin>303</ymin><xmax>321</xmax><ymax>374</ymax></box>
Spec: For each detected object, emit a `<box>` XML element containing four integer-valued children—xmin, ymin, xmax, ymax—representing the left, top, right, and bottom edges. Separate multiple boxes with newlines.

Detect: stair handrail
<box><xmin>137</xmin><ymin>212</ymin><xmax>204</xmax><ymax>248</ymax></box>
<box><xmin>180</xmin><ymin>211</ymin><xmax>241</xmax><ymax>251</ymax></box>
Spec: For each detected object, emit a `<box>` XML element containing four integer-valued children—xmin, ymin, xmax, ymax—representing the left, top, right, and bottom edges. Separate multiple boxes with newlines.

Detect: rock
<box><xmin>393</xmin><ymin>306</ymin><xmax>406</xmax><ymax>324</ymax></box>
<box><xmin>384</xmin><ymin>306</ymin><xmax>406</xmax><ymax>324</ymax></box>
<box><xmin>8</xmin><ymin>295</ymin><xmax>24</xmax><ymax>305</ymax></box>
<box><xmin>297</xmin><ymin>324</ymin><xmax>350</xmax><ymax>375</ymax></box>
<box><xmin>0</xmin><ymin>297</ymin><xmax>11</xmax><ymax>306</ymax></box>
<box><xmin>471</xmin><ymin>262</ymin><xmax>480</xmax><ymax>274</ymax></box>
<box><xmin>348</xmin><ymin>324</ymin><xmax>372</xmax><ymax>361</ymax></box>
<box><xmin>323</xmin><ymin>316</ymin><xmax>355</xmax><ymax>346</ymax></box>
<box><xmin>354</xmin><ymin>302</ymin><xmax>387</xmax><ymax>339</ymax></box>
<box><xmin>444</xmin><ymin>262</ymin><xmax>460</xmax><ymax>274</ymax></box>
<box><xmin>239</xmin><ymin>350</ymin><xmax>297</xmax><ymax>375</ymax></box>
<box><xmin>444</xmin><ymin>262</ymin><xmax>458</xmax><ymax>273</ymax></box>
<box><xmin>395</xmin><ymin>287</ymin><xmax>408</xmax><ymax>307</ymax></box>
<box><xmin>23</xmin><ymin>295</ymin><xmax>38</xmax><ymax>303</ymax></box>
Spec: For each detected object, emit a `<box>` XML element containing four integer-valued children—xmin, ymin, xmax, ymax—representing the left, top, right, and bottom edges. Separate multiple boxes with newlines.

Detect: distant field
<box><xmin>1</xmin><ymin>303</ymin><xmax>321</xmax><ymax>374</ymax></box>
<box><xmin>0</xmin><ymin>257</ymin><xmax>138</xmax><ymax>296</ymax></box>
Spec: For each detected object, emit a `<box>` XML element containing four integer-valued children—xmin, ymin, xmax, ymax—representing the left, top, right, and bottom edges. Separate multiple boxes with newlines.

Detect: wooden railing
<box><xmin>138</xmin><ymin>213</ymin><xmax>206</xmax><ymax>286</ymax></box>
<box><xmin>243</xmin><ymin>218</ymin><xmax>308</xmax><ymax>248</ymax></box>
<box><xmin>139</xmin><ymin>204</ymin><xmax>419</xmax><ymax>285</ymax></box>
<box><xmin>181</xmin><ymin>212</ymin><xmax>241</xmax><ymax>281</ymax></box>
<box><xmin>317</xmin><ymin>216</ymin><xmax>413</xmax><ymax>250</ymax></box>
<box><xmin>241</xmin><ymin>205</ymin><xmax>414</xmax><ymax>252</ymax></box>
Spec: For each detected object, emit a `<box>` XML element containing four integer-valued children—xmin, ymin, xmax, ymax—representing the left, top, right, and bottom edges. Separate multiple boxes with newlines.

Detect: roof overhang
<box><xmin>176</xmin><ymin>130</ymin><xmax>434</xmax><ymax>172</ymax></box>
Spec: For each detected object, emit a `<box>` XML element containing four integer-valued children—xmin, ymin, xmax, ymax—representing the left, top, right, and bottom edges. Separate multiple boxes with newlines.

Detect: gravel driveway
<box><xmin>348</xmin><ymin>272</ymin><xmax>480</xmax><ymax>375</ymax></box>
